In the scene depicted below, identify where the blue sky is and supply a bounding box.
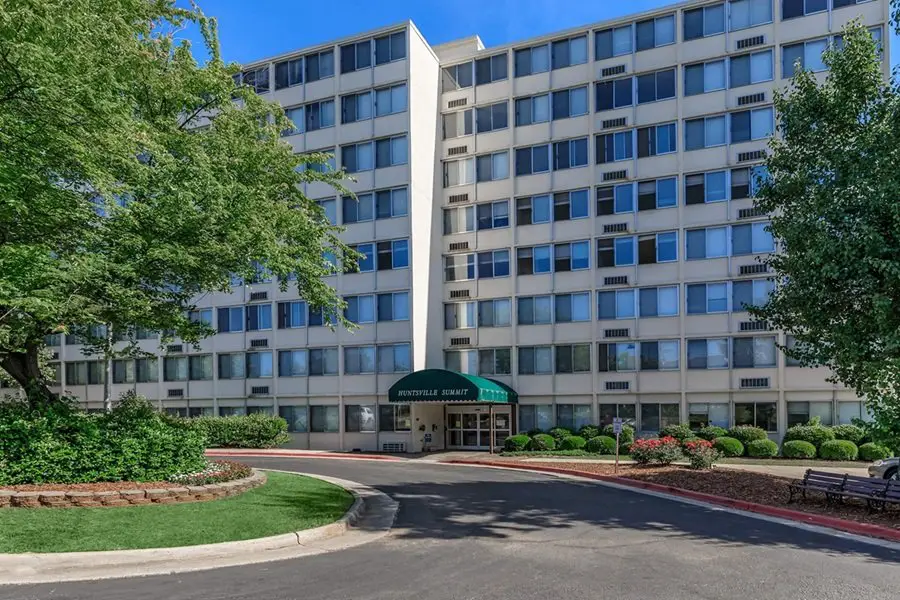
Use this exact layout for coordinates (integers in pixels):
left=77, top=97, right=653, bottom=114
left=181, top=0, right=897, bottom=68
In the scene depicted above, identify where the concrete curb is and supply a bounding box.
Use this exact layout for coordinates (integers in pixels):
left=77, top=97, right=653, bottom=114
left=206, top=449, right=404, bottom=461
left=446, top=460, right=900, bottom=543
left=0, top=472, right=396, bottom=585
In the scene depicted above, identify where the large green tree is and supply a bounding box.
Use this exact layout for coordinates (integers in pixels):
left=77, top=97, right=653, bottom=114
left=0, top=0, right=351, bottom=406
left=753, top=18, right=900, bottom=447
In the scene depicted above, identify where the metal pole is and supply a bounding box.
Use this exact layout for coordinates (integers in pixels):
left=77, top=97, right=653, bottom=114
left=489, top=404, right=494, bottom=455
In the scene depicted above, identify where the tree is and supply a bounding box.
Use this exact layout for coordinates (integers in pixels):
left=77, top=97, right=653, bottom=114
left=0, top=0, right=352, bottom=407
left=752, top=19, right=900, bottom=448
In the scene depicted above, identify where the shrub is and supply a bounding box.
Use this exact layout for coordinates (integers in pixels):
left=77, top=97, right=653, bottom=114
left=577, top=425, right=601, bottom=440
left=167, top=460, right=251, bottom=486
left=548, top=427, right=572, bottom=443
left=602, top=423, right=635, bottom=447
left=782, top=440, right=817, bottom=459
left=526, top=428, right=544, bottom=437
left=782, top=424, right=835, bottom=449
left=0, top=394, right=207, bottom=485
left=559, top=435, right=587, bottom=450
left=504, top=434, right=531, bottom=452
left=830, top=424, right=866, bottom=445
left=819, top=439, right=859, bottom=461
left=727, top=426, right=768, bottom=449
left=585, top=435, right=617, bottom=454
left=747, top=439, right=779, bottom=458
left=683, top=439, right=721, bottom=470
left=713, top=437, right=745, bottom=458
left=658, top=423, right=694, bottom=442
left=859, top=442, right=893, bottom=461
left=176, top=413, right=290, bottom=448
left=697, top=426, right=728, bottom=441
left=630, top=436, right=682, bottom=465
left=529, top=433, right=556, bottom=451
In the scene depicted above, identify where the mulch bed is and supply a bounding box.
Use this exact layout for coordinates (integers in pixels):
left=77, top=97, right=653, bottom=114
left=2, top=481, right=171, bottom=492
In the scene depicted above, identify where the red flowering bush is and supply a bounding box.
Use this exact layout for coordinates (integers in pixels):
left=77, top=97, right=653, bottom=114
left=630, top=436, right=682, bottom=465
left=683, top=439, right=722, bottom=470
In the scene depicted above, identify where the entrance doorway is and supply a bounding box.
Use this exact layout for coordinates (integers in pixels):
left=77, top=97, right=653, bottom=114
left=446, top=405, right=512, bottom=450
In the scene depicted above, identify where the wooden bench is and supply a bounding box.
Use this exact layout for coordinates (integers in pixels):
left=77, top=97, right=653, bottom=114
left=838, top=474, right=890, bottom=512
left=869, top=479, right=900, bottom=512
left=788, top=470, right=846, bottom=504
left=789, top=469, right=900, bottom=512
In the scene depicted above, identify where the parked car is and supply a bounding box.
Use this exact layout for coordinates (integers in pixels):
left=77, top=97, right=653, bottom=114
left=868, top=457, right=899, bottom=480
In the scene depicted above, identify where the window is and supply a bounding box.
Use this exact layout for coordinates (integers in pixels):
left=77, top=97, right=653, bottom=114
left=341, top=142, right=374, bottom=173
left=475, top=102, right=509, bottom=133
left=684, top=3, right=725, bottom=40
left=340, top=39, right=372, bottom=73
left=731, top=165, right=770, bottom=199
left=788, top=402, right=833, bottom=427
left=687, top=338, right=730, bottom=368
left=44, top=333, right=62, bottom=346
left=732, top=222, right=774, bottom=255
left=596, top=77, right=633, bottom=111
left=782, top=0, right=827, bottom=20
left=731, top=107, right=774, bottom=143
left=375, top=83, right=408, bottom=117
left=375, top=31, right=406, bottom=65
left=343, top=188, right=408, bottom=223
left=308, top=305, right=337, bottom=327
left=476, top=151, right=509, bottom=182
left=478, top=348, right=512, bottom=375
left=834, top=26, right=884, bottom=54
left=379, top=405, right=411, bottom=432
left=240, top=66, right=270, bottom=94
left=636, top=15, right=675, bottom=51
left=687, top=282, right=729, bottom=314
left=163, top=356, right=187, bottom=382
left=516, top=194, right=551, bottom=225
left=733, top=279, right=774, bottom=311
left=733, top=335, right=776, bottom=368
left=375, top=135, right=408, bottom=168
left=517, top=295, right=553, bottom=325
left=552, top=86, right=589, bottom=119
left=515, top=144, right=550, bottom=175
left=478, top=298, right=512, bottom=327
left=277, top=301, right=307, bottom=329
left=685, top=171, right=727, bottom=204
left=310, top=405, right=339, bottom=432
left=344, top=295, right=375, bottom=324
left=597, top=289, right=636, bottom=320
left=219, top=406, right=246, bottom=417
left=278, top=349, right=308, bottom=377
left=785, top=335, right=803, bottom=367
left=553, top=138, right=589, bottom=170
left=554, top=345, right=591, bottom=374
left=638, top=231, right=678, bottom=264
left=514, top=94, right=550, bottom=126
left=553, top=241, right=590, bottom=272
left=519, top=405, right=554, bottom=432
left=475, top=53, right=508, bottom=85
left=832, top=0, right=872, bottom=9
left=309, top=348, right=339, bottom=376
left=300, top=149, right=336, bottom=173
left=557, top=404, right=593, bottom=430
left=596, top=235, right=636, bottom=267
left=730, top=0, right=773, bottom=31
left=317, top=199, right=337, bottom=225
left=344, top=346, right=376, bottom=375
left=640, top=340, right=680, bottom=370
left=514, top=44, right=550, bottom=77
left=65, top=361, right=87, bottom=385
left=477, top=250, right=510, bottom=279
left=112, top=359, right=134, bottom=384
left=595, top=130, right=634, bottom=163
left=596, top=183, right=634, bottom=215
left=445, top=350, right=477, bottom=374
left=595, top=25, right=633, bottom=60
left=782, top=38, right=828, bottom=77
left=245, top=304, right=272, bottom=331
left=838, top=401, right=872, bottom=425
left=443, top=157, right=475, bottom=187
left=217, top=306, right=244, bottom=333
left=442, top=62, right=473, bottom=91
left=187, top=355, right=212, bottom=381
left=598, top=342, right=637, bottom=372
left=686, top=226, right=728, bottom=259
left=637, top=122, right=677, bottom=157
left=376, top=239, right=409, bottom=270
left=684, top=60, right=726, bottom=96
left=246, top=351, right=273, bottom=378
left=283, top=106, right=305, bottom=136
left=638, top=286, right=679, bottom=317
left=685, top=114, right=727, bottom=150
left=551, top=35, right=588, bottom=69
left=377, top=292, right=409, bottom=322
left=189, top=308, right=213, bottom=326
left=443, top=109, right=473, bottom=139
left=135, top=358, right=157, bottom=383
left=518, top=346, right=553, bottom=375
left=636, top=69, right=676, bottom=104
left=637, top=177, right=677, bottom=211
left=445, top=254, right=476, bottom=282
left=555, top=292, right=592, bottom=323
left=218, top=353, right=246, bottom=379
left=640, top=404, right=680, bottom=432
left=734, top=402, right=777, bottom=432
left=599, top=403, right=637, bottom=427
left=444, top=205, right=475, bottom=234
left=305, top=50, right=334, bottom=82
left=689, top=403, right=730, bottom=429
left=730, top=50, right=774, bottom=88
left=274, top=58, right=303, bottom=89
left=553, top=189, right=589, bottom=221
left=280, top=405, right=308, bottom=433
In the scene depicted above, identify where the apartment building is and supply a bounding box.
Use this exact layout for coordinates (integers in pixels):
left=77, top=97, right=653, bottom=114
left=43, top=0, right=891, bottom=452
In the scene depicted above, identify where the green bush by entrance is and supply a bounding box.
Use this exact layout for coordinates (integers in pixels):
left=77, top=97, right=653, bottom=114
left=747, top=439, right=779, bottom=458
left=585, top=435, right=617, bottom=454
left=172, top=413, right=289, bottom=448
left=782, top=424, right=835, bottom=449
left=559, top=435, right=587, bottom=450
left=727, top=426, right=768, bottom=449
left=713, top=437, right=745, bottom=458
left=859, top=442, right=893, bottom=461
left=577, top=425, right=601, bottom=440
left=504, top=434, right=531, bottom=452
left=528, top=434, right=556, bottom=451
left=819, top=440, right=859, bottom=461
left=658, top=423, right=694, bottom=442
left=602, top=423, right=635, bottom=448
left=782, top=440, right=817, bottom=459
left=697, top=426, right=728, bottom=441
left=548, top=427, right=572, bottom=443
left=830, top=424, right=866, bottom=445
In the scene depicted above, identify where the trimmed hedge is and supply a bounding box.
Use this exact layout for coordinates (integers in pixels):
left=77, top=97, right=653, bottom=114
left=747, top=439, right=779, bottom=458
left=175, top=413, right=290, bottom=448
left=819, top=439, right=859, bottom=461
left=713, top=437, right=745, bottom=458
left=782, top=425, right=835, bottom=449
left=504, top=434, right=532, bottom=452
left=697, top=426, right=728, bottom=441
left=585, top=435, right=617, bottom=454
left=529, top=433, right=556, bottom=451
left=830, top=424, right=866, bottom=445
left=859, top=442, right=893, bottom=461
left=548, top=427, right=572, bottom=442
left=602, top=424, right=635, bottom=447
left=577, top=425, right=601, bottom=440
left=782, top=440, right=817, bottom=459
left=658, top=424, right=694, bottom=442
left=559, top=435, right=587, bottom=450
left=727, top=426, right=768, bottom=448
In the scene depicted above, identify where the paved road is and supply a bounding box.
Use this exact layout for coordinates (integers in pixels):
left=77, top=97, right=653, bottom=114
left=2, top=458, right=899, bottom=599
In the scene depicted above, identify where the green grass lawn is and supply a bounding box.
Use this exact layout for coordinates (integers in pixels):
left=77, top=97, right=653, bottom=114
left=0, top=472, right=354, bottom=553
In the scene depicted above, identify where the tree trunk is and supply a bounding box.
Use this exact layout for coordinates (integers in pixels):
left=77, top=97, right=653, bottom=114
left=0, top=342, right=55, bottom=409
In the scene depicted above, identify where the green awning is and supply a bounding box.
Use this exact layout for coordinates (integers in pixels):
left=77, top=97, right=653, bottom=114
left=388, top=369, right=517, bottom=404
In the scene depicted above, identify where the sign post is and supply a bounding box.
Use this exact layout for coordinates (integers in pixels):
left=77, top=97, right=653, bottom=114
left=612, top=417, right=624, bottom=475
left=489, top=404, right=495, bottom=455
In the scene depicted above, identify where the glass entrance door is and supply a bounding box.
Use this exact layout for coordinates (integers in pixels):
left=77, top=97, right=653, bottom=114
left=447, top=406, right=511, bottom=450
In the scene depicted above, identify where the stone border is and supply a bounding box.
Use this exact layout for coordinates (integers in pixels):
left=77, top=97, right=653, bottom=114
left=0, top=470, right=266, bottom=508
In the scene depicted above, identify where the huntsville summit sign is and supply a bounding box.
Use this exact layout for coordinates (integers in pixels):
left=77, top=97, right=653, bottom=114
left=395, top=388, right=471, bottom=400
